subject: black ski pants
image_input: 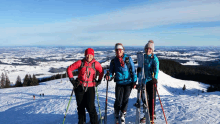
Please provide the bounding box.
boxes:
[114,83,132,115]
[146,80,156,119]
[74,86,98,124]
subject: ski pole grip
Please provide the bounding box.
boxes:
[104,70,110,81]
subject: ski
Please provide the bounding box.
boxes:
[135,52,151,124]
[135,52,144,124]
[142,84,151,124]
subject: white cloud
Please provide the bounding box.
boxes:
[0,0,220,46]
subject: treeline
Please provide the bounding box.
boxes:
[14,74,39,87]
[38,67,106,83]
[0,73,39,89]
[159,59,220,92]
[38,73,70,83]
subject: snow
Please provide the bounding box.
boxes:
[0,46,220,124]
[1,70,220,124]
[181,61,200,66]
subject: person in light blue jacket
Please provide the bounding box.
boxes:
[106,43,137,124]
[140,40,159,123]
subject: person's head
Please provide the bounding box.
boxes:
[84,48,94,62]
[144,40,154,55]
[115,43,124,57]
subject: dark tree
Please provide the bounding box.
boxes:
[32,74,38,86]
[28,74,33,86]
[15,76,22,87]
[0,73,6,88]
[23,74,29,86]
[4,73,10,88]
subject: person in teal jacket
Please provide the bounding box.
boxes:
[140,40,159,123]
[106,43,137,124]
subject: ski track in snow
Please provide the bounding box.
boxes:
[1,71,220,124]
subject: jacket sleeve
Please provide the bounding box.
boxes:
[129,57,137,83]
[109,59,115,78]
[66,60,81,79]
[95,61,104,80]
[154,55,159,80]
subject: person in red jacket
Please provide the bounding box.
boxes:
[67,48,104,124]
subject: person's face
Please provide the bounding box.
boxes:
[86,54,94,62]
[146,48,153,55]
[116,49,124,57]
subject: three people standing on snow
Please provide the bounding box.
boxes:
[67,41,159,124]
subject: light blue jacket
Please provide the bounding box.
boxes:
[109,54,137,85]
[144,54,159,84]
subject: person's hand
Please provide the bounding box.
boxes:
[152,78,157,85]
[105,76,110,81]
[133,84,136,89]
[104,70,110,81]
[70,78,79,88]
[96,79,101,87]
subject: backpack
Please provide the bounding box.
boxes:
[78,59,97,81]
[111,56,133,82]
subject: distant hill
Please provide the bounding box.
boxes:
[159,59,220,92]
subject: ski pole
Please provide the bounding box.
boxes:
[155,84,168,124]
[152,82,155,124]
[152,72,155,124]
[63,87,75,124]
[96,86,102,124]
[104,70,109,124]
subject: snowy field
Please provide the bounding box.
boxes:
[0,70,220,124]
[0,46,220,84]
[0,46,220,124]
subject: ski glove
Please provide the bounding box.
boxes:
[137,67,142,75]
[152,78,157,85]
[70,78,80,88]
[95,79,101,87]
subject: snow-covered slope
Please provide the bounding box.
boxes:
[0,71,220,124]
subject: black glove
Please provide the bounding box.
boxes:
[135,84,140,89]
[70,78,79,88]
[137,67,142,75]
[95,79,101,87]
[152,78,157,85]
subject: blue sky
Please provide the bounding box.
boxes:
[0,0,220,46]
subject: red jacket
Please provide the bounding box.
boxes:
[67,58,104,87]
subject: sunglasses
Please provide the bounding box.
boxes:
[116,49,123,52]
[146,48,152,50]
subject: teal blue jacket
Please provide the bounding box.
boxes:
[144,54,159,84]
[109,54,137,85]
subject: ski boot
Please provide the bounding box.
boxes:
[120,111,126,124]
[114,110,120,124]
[115,116,119,124]
[150,121,155,124]
[154,114,156,120]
